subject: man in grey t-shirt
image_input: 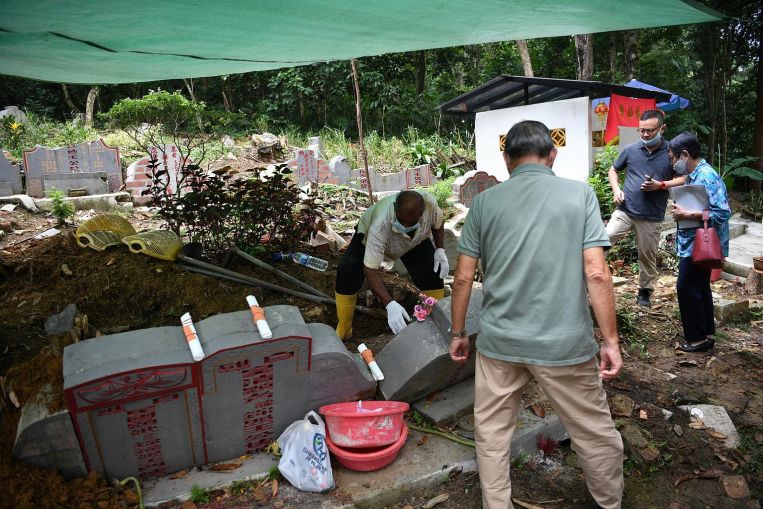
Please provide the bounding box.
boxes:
[450,120,624,509]
[607,109,685,307]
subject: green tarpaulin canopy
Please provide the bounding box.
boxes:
[0,0,721,84]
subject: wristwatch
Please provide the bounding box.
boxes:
[449,328,467,338]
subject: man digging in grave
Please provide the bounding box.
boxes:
[334,190,448,338]
[450,120,624,509]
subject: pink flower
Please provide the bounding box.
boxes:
[414,310,428,321]
[414,305,423,314]
[425,296,437,307]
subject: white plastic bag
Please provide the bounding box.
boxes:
[277,411,334,492]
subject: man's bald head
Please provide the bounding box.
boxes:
[394,190,425,227]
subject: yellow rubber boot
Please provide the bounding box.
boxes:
[334,292,357,340]
[421,288,445,300]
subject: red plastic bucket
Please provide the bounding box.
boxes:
[326,425,409,471]
[319,401,409,448]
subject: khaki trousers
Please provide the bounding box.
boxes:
[475,352,624,509]
[606,208,662,291]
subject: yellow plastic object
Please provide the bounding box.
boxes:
[121,230,182,261]
[75,213,137,251]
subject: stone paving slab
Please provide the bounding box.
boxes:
[678,404,740,448]
[143,411,568,508]
[412,377,474,426]
[727,215,763,275]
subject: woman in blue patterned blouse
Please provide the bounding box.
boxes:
[669,132,731,352]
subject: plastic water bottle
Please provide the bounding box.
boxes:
[292,252,328,271]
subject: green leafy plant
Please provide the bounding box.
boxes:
[47,187,75,225]
[424,177,456,211]
[588,145,619,221]
[0,114,25,154]
[190,485,210,504]
[718,155,763,184]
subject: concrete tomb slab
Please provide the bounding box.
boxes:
[454,170,501,208]
[0,152,23,195]
[13,384,87,478]
[412,376,474,426]
[60,306,375,480]
[377,289,482,403]
[22,139,121,197]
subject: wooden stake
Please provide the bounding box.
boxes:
[350,58,374,203]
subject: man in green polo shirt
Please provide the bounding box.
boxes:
[449,120,624,509]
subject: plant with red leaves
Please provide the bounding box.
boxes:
[536,433,560,456]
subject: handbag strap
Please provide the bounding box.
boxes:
[702,209,710,230]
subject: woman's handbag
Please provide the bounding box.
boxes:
[692,210,723,269]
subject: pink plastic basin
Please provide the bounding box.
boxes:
[319,401,409,448]
[326,425,408,472]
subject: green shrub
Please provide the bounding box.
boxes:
[425,177,456,211]
[47,188,74,225]
[588,144,619,221]
[190,485,210,504]
[102,90,203,134]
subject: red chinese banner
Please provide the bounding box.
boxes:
[604,94,657,143]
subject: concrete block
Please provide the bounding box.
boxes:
[0,181,12,197]
[412,377,474,426]
[44,303,77,336]
[377,289,482,403]
[35,191,133,212]
[713,298,749,325]
[60,305,374,480]
[13,384,87,478]
[0,193,38,211]
[679,404,740,448]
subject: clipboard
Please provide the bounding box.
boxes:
[671,185,709,229]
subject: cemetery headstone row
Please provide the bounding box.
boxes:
[23,139,121,197]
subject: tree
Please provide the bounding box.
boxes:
[84,86,99,126]
[574,34,594,80]
[516,40,534,77]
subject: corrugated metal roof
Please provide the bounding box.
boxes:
[438,75,673,115]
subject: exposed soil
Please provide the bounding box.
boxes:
[1,203,761,508]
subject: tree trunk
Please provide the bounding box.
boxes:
[574,34,594,81]
[623,30,639,80]
[350,59,374,203]
[609,33,618,81]
[183,78,197,101]
[516,40,533,77]
[414,51,426,96]
[752,14,763,192]
[84,86,99,126]
[61,84,81,114]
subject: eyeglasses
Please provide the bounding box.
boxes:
[637,127,661,135]
[668,154,677,163]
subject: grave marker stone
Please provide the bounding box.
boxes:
[22,139,121,197]
[405,164,433,188]
[61,306,374,480]
[0,152,22,195]
[454,170,501,208]
[296,149,318,186]
[125,145,187,204]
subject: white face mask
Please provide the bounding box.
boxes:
[393,219,419,234]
